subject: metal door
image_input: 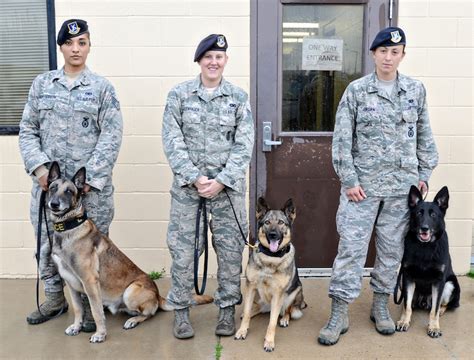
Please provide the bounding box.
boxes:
[250,0,397,273]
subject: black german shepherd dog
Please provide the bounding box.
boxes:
[395,185,460,338]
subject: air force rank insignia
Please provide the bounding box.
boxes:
[68,21,80,35]
[390,30,402,43]
[216,35,226,48]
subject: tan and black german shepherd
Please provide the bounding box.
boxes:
[235,197,306,352]
[46,162,212,343]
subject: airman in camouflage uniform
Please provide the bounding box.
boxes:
[319,27,438,345]
[18,19,122,328]
[162,34,255,339]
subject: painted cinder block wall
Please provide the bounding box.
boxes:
[0,0,471,277]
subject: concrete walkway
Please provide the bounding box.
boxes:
[0,277,472,359]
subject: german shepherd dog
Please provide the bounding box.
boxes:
[235,197,306,352]
[46,162,212,343]
[395,185,460,338]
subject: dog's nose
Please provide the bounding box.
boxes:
[268,231,279,240]
[50,200,60,210]
[420,226,430,233]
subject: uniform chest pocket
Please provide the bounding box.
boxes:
[356,113,380,136]
[402,110,417,140]
[402,110,418,123]
[74,103,99,132]
[37,100,55,119]
[219,116,236,141]
[182,111,201,124]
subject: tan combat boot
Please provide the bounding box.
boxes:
[215,305,236,336]
[80,294,97,333]
[318,297,349,345]
[370,292,395,335]
[26,291,68,325]
[173,308,194,339]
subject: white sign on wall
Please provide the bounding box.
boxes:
[302,38,343,71]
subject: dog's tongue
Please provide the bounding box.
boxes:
[419,232,430,241]
[269,240,280,253]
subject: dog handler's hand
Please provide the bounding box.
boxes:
[418,181,428,197]
[83,184,91,194]
[38,174,48,191]
[194,176,209,191]
[346,185,367,202]
[198,179,225,199]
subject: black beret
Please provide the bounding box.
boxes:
[370,27,406,51]
[194,34,228,62]
[57,19,89,46]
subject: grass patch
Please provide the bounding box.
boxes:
[148,268,166,280]
[467,268,474,279]
[215,339,223,360]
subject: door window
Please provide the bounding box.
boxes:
[281,4,364,132]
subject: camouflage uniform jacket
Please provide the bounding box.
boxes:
[162,76,255,194]
[332,72,438,197]
[19,67,123,190]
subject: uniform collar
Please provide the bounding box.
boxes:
[191,75,232,97]
[52,67,92,87]
[367,71,406,94]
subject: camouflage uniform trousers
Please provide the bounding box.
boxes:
[328,190,410,303]
[30,183,114,293]
[166,186,247,309]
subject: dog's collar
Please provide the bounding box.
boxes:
[53,212,88,232]
[257,243,291,257]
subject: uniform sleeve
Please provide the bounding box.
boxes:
[162,90,201,187]
[331,86,360,189]
[215,96,255,191]
[416,83,438,182]
[18,77,51,175]
[85,82,123,191]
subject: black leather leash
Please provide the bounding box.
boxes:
[224,189,257,250]
[193,188,256,296]
[393,268,405,305]
[193,197,208,295]
[35,189,66,318]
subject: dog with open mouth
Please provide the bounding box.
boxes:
[235,197,306,352]
[395,185,460,338]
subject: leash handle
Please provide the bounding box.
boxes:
[194,197,208,295]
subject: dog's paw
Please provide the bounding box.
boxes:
[65,324,81,336]
[279,317,289,328]
[396,320,410,332]
[427,327,442,338]
[263,338,275,352]
[234,328,248,340]
[123,319,139,330]
[89,332,106,343]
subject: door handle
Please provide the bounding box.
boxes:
[262,121,282,152]
[264,139,283,146]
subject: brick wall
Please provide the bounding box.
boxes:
[399,0,473,273]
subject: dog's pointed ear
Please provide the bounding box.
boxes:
[257,197,269,221]
[408,185,422,209]
[283,198,296,224]
[47,161,61,185]
[72,167,86,191]
[434,186,449,212]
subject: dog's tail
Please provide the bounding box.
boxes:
[157,294,213,311]
[193,294,214,305]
